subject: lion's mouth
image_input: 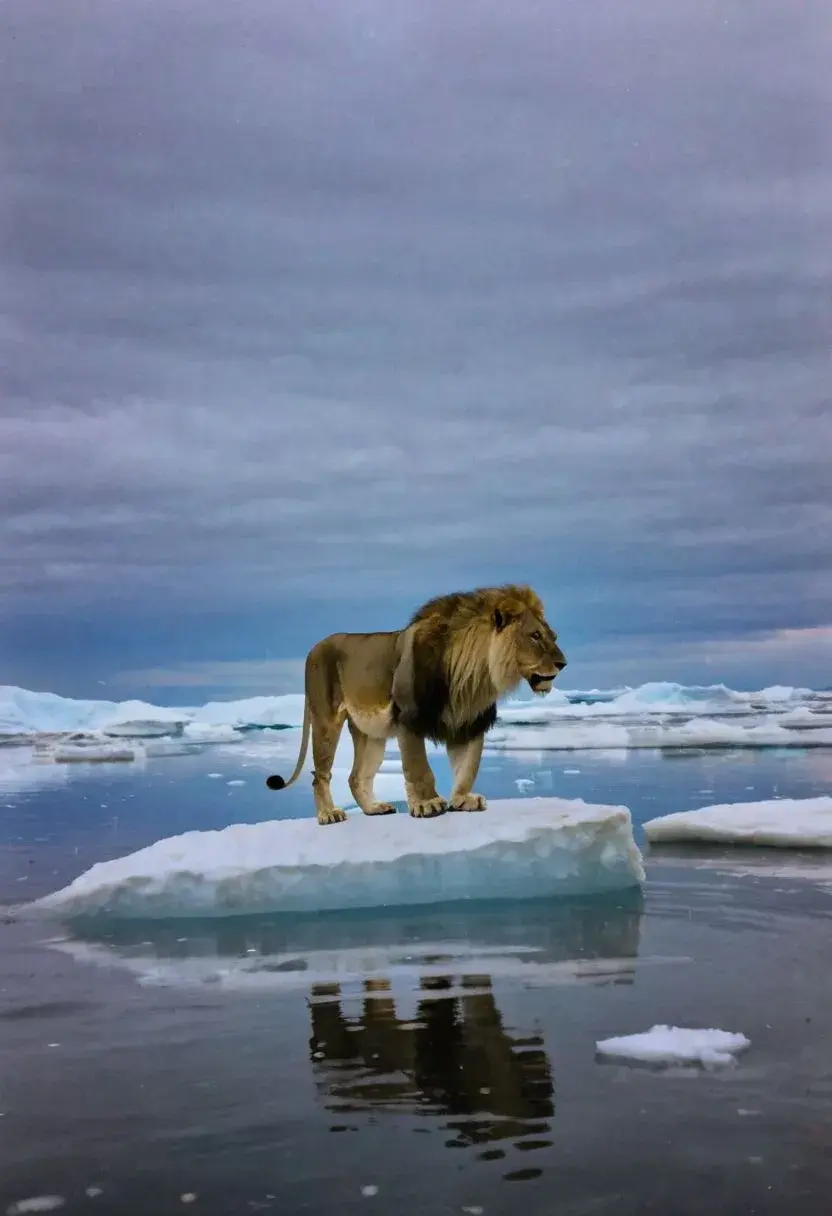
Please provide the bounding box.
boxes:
[529,672,558,695]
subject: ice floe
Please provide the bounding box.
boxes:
[486,717,832,753]
[596,1025,751,1068]
[29,797,645,920]
[644,796,832,848]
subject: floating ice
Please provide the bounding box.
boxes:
[0,685,301,739]
[644,797,832,848]
[194,694,306,729]
[30,797,644,920]
[101,719,184,738]
[596,1025,751,1068]
[2,681,823,743]
[500,681,763,722]
[6,1199,66,1216]
[34,741,139,764]
[486,717,832,752]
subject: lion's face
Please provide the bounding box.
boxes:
[499,607,567,696]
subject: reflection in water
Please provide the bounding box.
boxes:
[308,972,554,1175]
[61,890,644,990]
[52,894,643,1183]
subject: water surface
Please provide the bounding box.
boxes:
[2,746,832,1213]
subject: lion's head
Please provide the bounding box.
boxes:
[397,583,566,744]
[488,586,566,697]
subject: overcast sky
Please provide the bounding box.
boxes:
[2,0,830,700]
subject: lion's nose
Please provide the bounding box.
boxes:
[555,656,567,671]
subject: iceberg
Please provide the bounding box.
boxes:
[29,797,645,920]
[596,1025,750,1068]
[0,685,303,739]
[644,797,832,848]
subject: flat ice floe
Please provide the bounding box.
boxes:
[644,797,832,848]
[596,1025,751,1068]
[30,797,645,920]
[486,717,832,753]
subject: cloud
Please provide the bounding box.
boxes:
[2,0,831,693]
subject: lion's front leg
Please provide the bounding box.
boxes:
[447,735,487,812]
[397,726,447,818]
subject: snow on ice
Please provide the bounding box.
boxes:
[596,1025,751,1068]
[644,797,832,848]
[30,797,645,920]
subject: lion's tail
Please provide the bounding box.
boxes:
[265,697,311,791]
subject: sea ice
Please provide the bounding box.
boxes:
[1,681,820,743]
[30,797,645,920]
[486,717,832,753]
[644,797,832,848]
[596,1025,750,1068]
[35,742,140,764]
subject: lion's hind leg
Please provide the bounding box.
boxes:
[447,735,487,812]
[311,714,348,825]
[347,720,397,815]
[304,648,348,825]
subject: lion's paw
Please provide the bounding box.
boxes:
[449,793,487,812]
[408,797,447,818]
[363,802,398,816]
[317,807,348,825]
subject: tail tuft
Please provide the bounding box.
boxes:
[265,774,286,790]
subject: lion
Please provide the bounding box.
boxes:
[265,583,567,825]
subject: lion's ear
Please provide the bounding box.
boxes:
[493,601,522,631]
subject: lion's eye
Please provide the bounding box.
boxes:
[530,630,542,642]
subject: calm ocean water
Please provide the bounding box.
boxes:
[2,745,832,1213]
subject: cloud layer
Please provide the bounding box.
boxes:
[2,0,830,695]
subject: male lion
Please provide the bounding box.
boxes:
[265,583,566,825]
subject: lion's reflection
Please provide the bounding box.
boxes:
[308,973,554,1152]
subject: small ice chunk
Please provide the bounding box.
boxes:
[360,1186,378,1198]
[31,797,644,919]
[596,1025,750,1067]
[6,1200,66,1215]
[514,778,534,792]
[44,743,140,764]
[183,723,242,743]
[644,797,832,849]
[102,719,184,738]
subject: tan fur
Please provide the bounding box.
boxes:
[265,584,566,825]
